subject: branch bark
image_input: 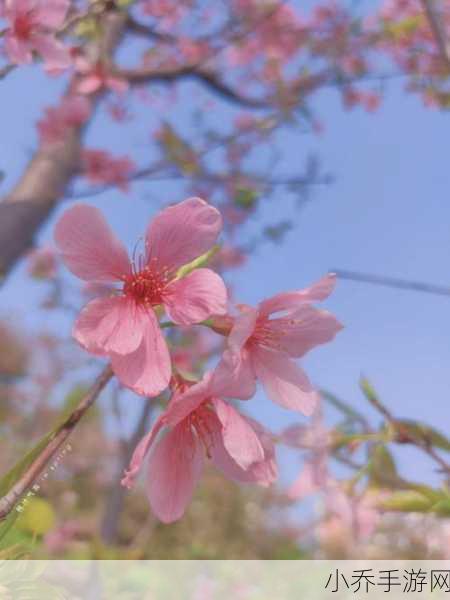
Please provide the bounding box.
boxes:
[0,364,113,521]
[420,0,450,71]
[0,9,128,283]
[118,65,272,109]
[100,399,153,544]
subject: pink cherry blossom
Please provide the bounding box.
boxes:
[121,372,277,523]
[54,198,227,397]
[37,95,91,145]
[282,403,331,500]
[1,0,71,71]
[81,149,136,193]
[212,273,343,415]
[74,58,128,95]
[318,486,380,545]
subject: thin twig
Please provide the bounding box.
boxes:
[0,364,113,520]
[334,269,450,298]
[360,376,450,476]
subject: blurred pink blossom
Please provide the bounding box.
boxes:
[1,0,71,71]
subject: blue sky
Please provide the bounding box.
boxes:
[1,4,449,498]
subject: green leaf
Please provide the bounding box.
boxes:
[368,445,398,487]
[234,187,258,209]
[382,490,434,513]
[359,377,380,405]
[330,432,382,451]
[74,17,100,39]
[0,428,54,542]
[431,498,450,516]
[175,245,220,280]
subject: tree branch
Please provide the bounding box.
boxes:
[333,269,450,298]
[0,364,113,521]
[420,0,450,71]
[118,65,271,109]
[101,398,154,544]
[0,9,128,283]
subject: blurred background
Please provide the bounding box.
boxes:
[0,0,449,559]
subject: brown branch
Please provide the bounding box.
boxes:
[0,64,15,80]
[118,65,271,109]
[101,398,154,544]
[420,0,450,71]
[126,15,176,43]
[0,364,113,521]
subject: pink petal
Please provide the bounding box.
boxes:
[258,273,337,317]
[213,398,264,469]
[211,417,277,486]
[252,347,318,415]
[147,424,204,523]
[4,34,33,64]
[106,76,129,94]
[32,34,70,71]
[110,310,171,397]
[54,204,130,282]
[228,307,258,353]
[73,296,145,355]
[146,197,222,273]
[121,414,166,489]
[75,75,102,95]
[163,268,227,325]
[164,373,213,427]
[211,347,256,399]
[34,0,69,28]
[264,305,343,358]
[286,463,319,500]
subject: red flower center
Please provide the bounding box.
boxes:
[186,404,216,459]
[123,261,170,306]
[14,12,34,40]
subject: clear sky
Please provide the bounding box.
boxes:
[1,3,449,498]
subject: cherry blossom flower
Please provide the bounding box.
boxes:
[282,403,331,500]
[318,486,381,546]
[81,149,136,193]
[37,95,91,145]
[54,198,227,396]
[74,58,128,95]
[121,372,277,523]
[212,273,343,415]
[1,0,71,71]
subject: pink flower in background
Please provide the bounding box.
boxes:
[54,198,227,396]
[74,58,128,95]
[319,486,380,544]
[282,403,331,500]
[212,274,343,415]
[37,95,91,145]
[81,149,136,193]
[1,0,71,71]
[122,372,277,523]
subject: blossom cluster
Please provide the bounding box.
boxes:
[55,197,342,522]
